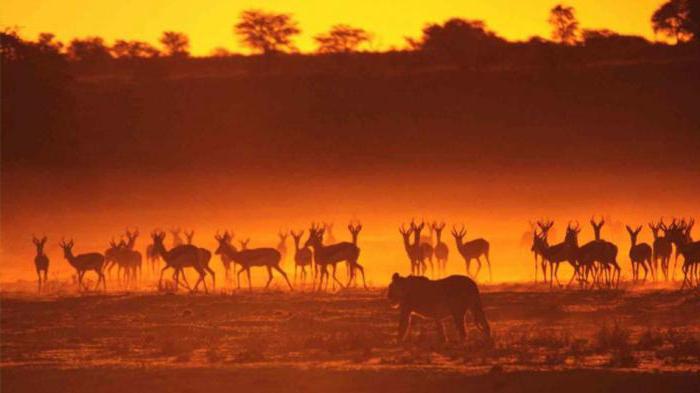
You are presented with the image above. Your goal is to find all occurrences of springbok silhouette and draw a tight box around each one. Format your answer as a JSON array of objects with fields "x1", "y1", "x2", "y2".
[
  {"x1": 152, "y1": 230, "x2": 211, "y2": 293},
  {"x1": 290, "y1": 230, "x2": 312, "y2": 285},
  {"x1": 59, "y1": 239, "x2": 106, "y2": 291},
  {"x1": 32, "y1": 236, "x2": 49, "y2": 292},
  {"x1": 277, "y1": 230, "x2": 288, "y2": 262},
  {"x1": 184, "y1": 229, "x2": 195, "y2": 244},
  {"x1": 649, "y1": 219, "x2": 672, "y2": 281},
  {"x1": 214, "y1": 231, "x2": 292, "y2": 291},
  {"x1": 533, "y1": 220, "x2": 554, "y2": 282},
  {"x1": 399, "y1": 222, "x2": 423, "y2": 275},
  {"x1": 306, "y1": 223, "x2": 366, "y2": 290},
  {"x1": 537, "y1": 222, "x2": 579, "y2": 289},
  {"x1": 346, "y1": 221, "x2": 366, "y2": 288},
  {"x1": 432, "y1": 222, "x2": 448, "y2": 277},
  {"x1": 575, "y1": 216, "x2": 620, "y2": 288},
  {"x1": 419, "y1": 223, "x2": 435, "y2": 277},
  {"x1": 626, "y1": 225, "x2": 651, "y2": 283},
  {"x1": 451, "y1": 225, "x2": 491, "y2": 281}
]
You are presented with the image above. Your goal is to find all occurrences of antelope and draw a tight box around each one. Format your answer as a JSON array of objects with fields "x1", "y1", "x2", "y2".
[
  {"x1": 419, "y1": 223, "x2": 435, "y2": 277},
  {"x1": 185, "y1": 229, "x2": 195, "y2": 244},
  {"x1": 146, "y1": 241, "x2": 161, "y2": 274},
  {"x1": 538, "y1": 223, "x2": 580, "y2": 288},
  {"x1": 59, "y1": 239, "x2": 106, "y2": 291},
  {"x1": 323, "y1": 222, "x2": 336, "y2": 245},
  {"x1": 626, "y1": 225, "x2": 651, "y2": 283},
  {"x1": 32, "y1": 236, "x2": 49, "y2": 292},
  {"x1": 290, "y1": 230, "x2": 312, "y2": 285},
  {"x1": 347, "y1": 221, "x2": 366, "y2": 288},
  {"x1": 239, "y1": 238, "x2": 250, "y2": 250},
  {"x1": 399, "y1": 223, "x2": 423, "y2": 276},
  {"x1": 676, "y1": 221, "x2": 700, "y2": 289},
  {"x1": 451, "y1": 225, "x2": 491, "y2": 281},
  {"x1": 152, "y1": 230, "x2": 211, "y2": 293},
  {"x1": 170, "y1": 227, "x2": 184, "y2": 248},
  {"x1": 432, "y1": 222, "x2": 448, "y2": 277},
  {"x1": 649, "y1": 219, "x2": 672, "y2": 281},
  {"x1": 277, "y1": 231, "x2": 288, "y2": 262},
  {"x1": 575, "y1": 217, "x2": 620, "y2": 288},
  {"x1": 666, "y1": 218, "x2": 694, "y2": 280},
  {"x1": 214, "y1": 231, "x2": 292, "y2": 291},
  {"x1": 534, "y1": 220, "x2": 554, "y2": 282},
  {"x1": 122, "y1": 228, "x2": 143, "y2": 285},
  {"x1": 306, "y1": 223, "x2": 366, "y2": 290}
]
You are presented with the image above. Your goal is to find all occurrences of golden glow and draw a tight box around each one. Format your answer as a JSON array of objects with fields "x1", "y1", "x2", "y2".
[{"x1": 1, "y1": 1, "x2": 666, "y2": 55}]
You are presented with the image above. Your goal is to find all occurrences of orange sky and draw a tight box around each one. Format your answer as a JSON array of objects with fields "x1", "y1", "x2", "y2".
[{"x1": 1, "y1": 0, "x2": 666, "y2": 55}]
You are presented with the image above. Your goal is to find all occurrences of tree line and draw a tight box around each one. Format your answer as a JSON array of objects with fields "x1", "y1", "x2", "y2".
[{"x1": 2, "y1": 2, "x2": 699, "y2": 63}]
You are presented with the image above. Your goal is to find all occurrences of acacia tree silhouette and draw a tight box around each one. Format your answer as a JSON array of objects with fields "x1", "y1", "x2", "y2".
[
  {"x1": 159, "y1": 31, "x2": 189, "y2": 57},
  {"x1": 549, "y1": 4, "x2": 579, "y2": 45},
  {"x1": 67, "y1": 37, "x2": 112, "y2": 61},
  {"x1": 314, "y1": 24, "x2": 371, "y2": 53},
  {"x1": 234, "y1": 9, "x2": 300, "y2": 54},
  {"x1": 112, "y1": 40, "x2": 160, "y2": 58},
  {"x1": 651, "y1": 0, "x2": 698, "y2": 43}
]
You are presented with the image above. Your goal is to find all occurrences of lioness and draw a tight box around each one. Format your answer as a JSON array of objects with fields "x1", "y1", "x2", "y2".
[{"x1": 388, "y1": 273, "x2": 490, "y2": 342}]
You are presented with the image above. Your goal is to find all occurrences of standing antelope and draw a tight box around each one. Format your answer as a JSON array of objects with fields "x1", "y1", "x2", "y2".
[
  {"x1": 122, "y1": 228, "x2": 143, "y2": 286},
  {"x1": 306, "y1": 223, "x2": 366, "y2": 290},
  {"x1": 538, "y1": 223, "x2": 579, "y2": 289},
  {"x1": 277, "y1": 231, "x2": 288, "y2": 263},
  {"x1": 575, "y1": 217, "x2": 620, "y2": 288},
  {"x1": 290, "y1": 230, "x2": 313, "y2": 285},
  {"x1": 32, "y1": 236, "x2": 49, "y2": 292},
  {"x1": 649, "y1": 220, "x2": 672, "y2": 281},
  {"x1": 399, "y1": 223, "x2": 423, "y2": 276},
  {"x1": 170, "y1": 228, "x2": 184, "y2": 248},
  {"x1": 451, "y1": 225, "x2": 491, "y2": 281},
  {"x1": 185, "y1": 230, "x2": 195, "y2": 244},
  {"x1": 626, "y1": 225, "x2": 651, "y2": 283},
  {"x1": 419, "y1": 224, "x2": 435, "y2": 277},
  {"x1": 214, "y1": 231, "x2": 292, "y2": 291},
  {"x1": 347, "y1": 221, "x2": 366, "y2": 288},
  {"x1": 533, "y1": 220, "x2": 554, "y2": 282},
  {"x1": 152, "y1": 231, "x2": 211, "y2": 293},
  {"x1": 432, "y1": 222, "x2": 449, "y2": 277},
  {"x1": 59, "y1": 239, "x2": 106, "y2": 291}
]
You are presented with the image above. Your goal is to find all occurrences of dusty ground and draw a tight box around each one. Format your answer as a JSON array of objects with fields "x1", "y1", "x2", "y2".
[{"x1": 2, "y1": 283, "x2": 700, "y2": 392}]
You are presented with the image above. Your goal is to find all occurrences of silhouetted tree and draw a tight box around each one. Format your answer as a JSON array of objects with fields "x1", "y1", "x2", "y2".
[
  {"x1": 67, "y1": 37, "x2": 111, "y2": 61},
  {"x1": 410, "y1": 18, "x2": 505, "y2": 69},
  {"x1": 234, "y1": 9, "x2": 300, "y2": 54},
  {"x1": 314, "y1": 25, "x2": 371, "y2": 53},
  {"x1": 112, "y1": 40, "x2": 160, "y2": 58},
  {"x1": 36, "y1": 33, "x2": 63, "y2": 55},
  {"x1": 651, "y1": 0, "x2": 697, "y2": 43},
  {"x1": 160, "y1": 31, "x2": 190, "y2": 57},
  {"x1": 549, "y1": 4, "x2": 579, "y2": 45}
]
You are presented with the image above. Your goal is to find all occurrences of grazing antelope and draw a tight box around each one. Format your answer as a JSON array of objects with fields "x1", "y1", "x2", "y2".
[
  {"x1": 152, "y1": 231, "x2": 211, "y2": 293},
  {"x1": 626, "y1": 225, "x2": 651, "y2": 283},
  {"x1": 290, "y1": 230, "x2": 313, "y2": 285},
  {"x1": 399, "y1": 223, "x2": 423, "y2": 276},
  {"x1": 32, "y1": 236, "x2": 49, "y2": 292},
  {"x1": 185, "y1": 229, "x2": 195, "y2": 244},
  {"x1": 451, "y1": 225, "x2": 491, "y2": 281},
  {"x1": 214, "y1": 231, "x2": 292, "y2": 291},
  {"x1": 347, "y1": 221, "x2": 366, "y2": 287},
  {"x1": 649, "y1": 220, "x2": 672, "y2": 281},
  {"x1": 59, "y1": 239, "x2": 106, "y2": 291},
  {"x1": 538, "y1": 223, "x2": 579, "y2": 289},
  {"x1": 432, "y1": 222, "x2": 449, "y2": 277},
  {"x1": 533, "y1": 220, "x2": 555, "y2": 282},
  {"x1": 170, "y1": 227, "x2": 184, "y2": 248},
  {"x1": 306, "y1": 223, "x2": 366, "y2": 290}
]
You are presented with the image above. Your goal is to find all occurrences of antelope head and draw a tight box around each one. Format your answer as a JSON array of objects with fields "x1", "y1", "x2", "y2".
[
  {"x1": 214, "y1": 230, "x2": 233, "y2": 255},
  {"x1": 58, "y1": 238, "x2": 74, "y2": 257},
  {"x1": 184, "y1": 229, "x2": 195, "y2": 244},
  {"x1": 348, "y1": 220, "x2": 362, "y2": 236},
  {"x1": 32, "y1": 235, "x2": 48, "y2": 254},
  {"x1": 451, "y1": 225, "x2": 466, "y2": 243}
]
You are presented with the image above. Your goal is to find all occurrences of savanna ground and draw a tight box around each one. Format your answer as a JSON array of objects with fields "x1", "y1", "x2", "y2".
[{"x1": 1, "y1": 278, "x2": 700, "y2": 392}]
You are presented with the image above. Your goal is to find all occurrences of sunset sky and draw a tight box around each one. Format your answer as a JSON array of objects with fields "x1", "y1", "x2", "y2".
[{"x1": 2, "y1": 0, "x2": 666, "y2": 55}]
